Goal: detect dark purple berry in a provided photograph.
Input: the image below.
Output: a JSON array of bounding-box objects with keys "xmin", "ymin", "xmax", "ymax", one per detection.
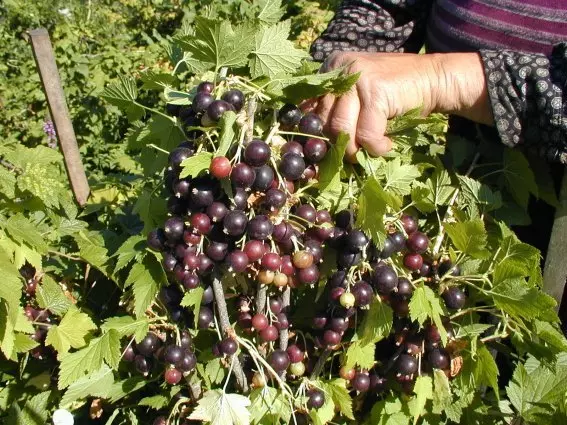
[{"xmin": 221, "ymin": 89, "xmax": 244, "ymax": 111}]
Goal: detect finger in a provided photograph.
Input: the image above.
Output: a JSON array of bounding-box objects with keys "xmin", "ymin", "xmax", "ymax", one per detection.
[
  {"xmin": 326, "ymin": 92, "xmax": 361, "ymax": 159},
  {"xmin": 355, "ymin": 98, "xmax": 392, "ymax": 157},
  {"xmin": 299, "ymin": 98, "xmax": 319, "ymax": 114},
  {"xmin": 314, "ymin": 94, "xmax": 335, "ymax": 131}
]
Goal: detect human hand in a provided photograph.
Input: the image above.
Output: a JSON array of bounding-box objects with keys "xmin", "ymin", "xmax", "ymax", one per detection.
[{"xmin": 314, "ymin": 52, "xmax": 493, "ymax": 161}]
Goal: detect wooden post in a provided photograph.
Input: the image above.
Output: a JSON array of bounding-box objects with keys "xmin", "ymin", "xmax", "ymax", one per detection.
[
  {"xmin": 543, "ymin": 171, "xmax": 567, "ymax": 310},
  {"xmin": 28, "ymin": 28, "xmax": 90, "ymax": 206}
]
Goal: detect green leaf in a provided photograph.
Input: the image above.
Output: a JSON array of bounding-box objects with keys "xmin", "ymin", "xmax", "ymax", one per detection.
[
  {"xmin": 178, "ymin": 18, "xmax": 255, "ymax": 70},
  {"xmin": 249, "ymin": 386, "xmax": 292, "ymax": 425},
  {"xmin": 125, "ymin": 256, "xmax": 167, "ymax": 318},
  {"xmin": 432, "ymin": 370, "xmax": 452, "ymax": 414},
  {"xmin": 179, "ymin": 152, "xmax": 214, "ymax": 179},
  {"xmin": 344, "ymin": 340, "xmax": 375, "ymax": 370},
  {"xmin": 13, "ymin": 333, "xmax": 39, "ymax": 353},
  {"xmin": 106, "ymin": 376, "xmax": 147, "ymax": 403},
  {"xmin": 139, "ymin": 394, "xmax": 170, "ymax": 409},
  {"xmin": 356, "ymin": 177, "xmax": 389, "ymax": 248},
  {"xmin": 0, "ymin": 300, "xmax": 17, "ymax": 360},
  {"xmin": 359, "ymin": 299, "xmax": 392, "ymax": 344},
  {"xmin": 101, "ymin": 75, "xmax": 144, "ymax": 121},
  {"xmin": 0, "ymin": 166, "xmax": 16, "ymax": 198},
  {"xmin": 324, "ymin": 379, "xmax": 354, "ymax": 420},
  {"xmin": 181, "ymin": 287, "xmax": 204, "ymax": 329},
  {"xmin": 0, "ymin": 255, "xmax": 22, "ymax": 307},
  {"xmin": 444, "ymin": 218, "xmax": 489, "ymax": 259},
  {"xmin": 249, "ymin": 20, "xmax": 309, "ymax": 78},
  {"xmin": 457, "ymin": 175, "xmax": 502, "ymax": 212},
  {"xmin": 189, "ymin": 389, "xmax": 251, "ymax": 425},
  {"xmin": 506, "ymin": 356, "xmax": 567, "ymax": 422},
  {"xmin": 4, "ymin": 214, "xmax": 49, "ymax": 254},
  {"xmin": 409, "ymin": 285, "xmax": 448, "ymax": 345},
  {"xmin": 257, "ymin": 0, "xmax": 285, "ymax": 25},
  {"xmin": 383, "ymin": 158, "xmax": 421, "ymax": 196},
  {"xmin": 474, "ymin": 345, "xmax": 499, "ymax": 398},
  {"xmin": 45, "ymin": 307, "xmax": 96, "ymax": 354},
  {"xmin": 75, "ymin": 231, "xmax": 112, "ymax": 278},
  {"xmin": 58, "ymin": 329, "xmax": 121, "ymax": 389},
  {"xmin": 414, "ymin": 169, "xmax": 453, "ymax": 212},
  {"xmin": 8, "ymin": 391, "xmax": 50, "ymax": 425},
  {"xmin": 410, "ymin": 375, "xmax": 433, "ymax": 425},
  {"xmin": 502, "ymin": 149, "xmax": 538, "ymax": 209},
  {"xmin": 216, "ymin": 111, "xmax": 238, "ymax": 157},
  {"xmin": 140, "ymin": 70, "xmax": 176, "ymax": 90},
  {"xmin": 317, "ymin": 132, "xmax": 348, "ymax": 197},
  {"xmin": 534, "ymin": 320, "xmax": 567, "ymax": 352},
  {"xmin": 61, "ymin": 365, "xmax": 114, "ymax": 406},
  {"xmin": 114, "ymin": 235, "xmax": 146, "ymax": 273},
  {"xmin": 36, "ymin": 275, "xmax": 72, "ymax": 316},
  {"xmin": 205, "ymin": 358, "xmax": 226, "ymax": 386},
  {"xmin": 491, "ymin": 277, "xmax": 556, "ymax": 321},
  {"xmin": 101, "ymin": 316, "xmax": 151, "ymax": 343}
]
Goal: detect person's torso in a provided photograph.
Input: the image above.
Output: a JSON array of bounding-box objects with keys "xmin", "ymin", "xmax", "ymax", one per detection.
[{"xmin": 426, "ymin": 0, "xmax": 567, "ymax": 55}]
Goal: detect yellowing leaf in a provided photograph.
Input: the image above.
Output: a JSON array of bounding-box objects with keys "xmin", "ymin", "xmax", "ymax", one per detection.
[
  {"xmin": 46, "ymin": 307, "xmax": 96, "ymax": 354},
  {"xmin": 189, "ymin": 390, "xmax": 251, "ymax": 425}
]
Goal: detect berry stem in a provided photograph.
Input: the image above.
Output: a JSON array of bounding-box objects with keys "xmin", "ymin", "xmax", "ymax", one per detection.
[
  {"xmin": 279, "ymin": 286, "xmax": 291, "ymax": 351},
  {"xmin": 211, "ymin": 271, "xmax": 248, "ymax": 392}
]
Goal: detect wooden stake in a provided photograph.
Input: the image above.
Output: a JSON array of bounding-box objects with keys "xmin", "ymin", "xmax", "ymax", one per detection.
[{"xmin": 28, "ymin": 28, "xmax": 90, "ymax": 206}]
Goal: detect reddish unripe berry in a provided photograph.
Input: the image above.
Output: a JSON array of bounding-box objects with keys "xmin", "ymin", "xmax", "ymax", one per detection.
[
  {"xmin": 165, "ymin": 368, "xmax": 182, "ymax": 385},
  {"xmin": 210, "ymin": 156, "xmax": 232, "ymax": 178},
  {"xmin": 403, "ymin": 253, "xmax": 424, "ymax": 271},
  {"xmin": 251, "ymin": 314, "xmax": 269, "ymax": 331},
  {"xmin": 261, "ymin": 252, "xmax": 282, "ymax": 271},
  {"xmin": 259, "ymin": 325, "xmax": 279, "ymax": 342},
  {"xmin": 292, "ymin": 250, "xmax": 314, "ymax": 269}
]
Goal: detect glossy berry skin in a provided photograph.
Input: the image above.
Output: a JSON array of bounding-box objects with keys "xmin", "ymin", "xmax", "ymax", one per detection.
[
  {"xmin": 253, "ymin": 165, "xmax": 274, "ymax": 192},
  {"xmin": 352, "ymin": 281, "xmax": 374, "ymax": 306},
  {"xmin": 164, "ymin": 217, "xmax": 185, "ymax": 241},
  {"xmin": 278, "ymin": 104, "xmax": 302, "ymax": 128},
  {"xmin": 147, "ymin": 229, "xmax": 167, "ymax": 252},
  {"xmin": 261, "ymin": 253, "xmax": 282, "ymax": 271},
  {"xmin": 293, "ymin": 251, "xmax": 314, "ymax": 269},
  {"xmin": 337, "ymin": 251, "xmax": 362, "ymax": 269},
  {"xmin": 401, "ymin": 214, "xmax": 418, "ymax": 234},
  {"xmin": 164, "ymin": 345, "xmax": 185, "ymax": 364},
  {"xmin": 286, "ymin": 345, "xmax": 305, "ymax": 363},
  {"xmin": 220, "ymin": 338, "xmax": 238, "ymax": 355},
  {"xmin": 442, "ymin": 287, "xmax": 466, "ymax": 310},
  {"xmin": 275, "ymin": 313, "xmax": 289, "ymax": 330},
  {"xmin": 247, "ymin": 215, "xmax": 274, "ymax": 240},
  {"xmin": 303, "ymin": 138, "xmax": 328, "ymax": 163},
  {"xmin": 305, "ymin": 240, "xmax": 323, "ymax": 263},
  {"xmin": 162, "ymin": 253, "xmax": 177, "ymax": 272},
  {"xmin": 223, "ymin": 210, "xmax": 248, "ymax": 236},
  {"xmin": 244, "ymin": 140, "xmax": 271, "ymax": 167},
  {"xmin": 345, "ymin": 230, "xmax": 369, "ymax": 252},
  {"xmin": 135, "ymin": 355, "xmax": 152, "ymax": 374},
  {"xmin": 192, "ymin": 92, "xmax": 214, "ymax": 114},
  {"xmin": 406, "ymin": 231, "xmax": 429, "ymax": 254},
  {"xmin": 397, "ymin": 277, "xmax": 414, "ymax": 299},
  {"xmin": 379, "ymin": 237, "xmax": 396, "ymax": 259},
  {"xmin": 328, "ymin": 316, "xmax": 349, "ymax": 333},
  {"xmin": 268, "ymin": 350, "xmax": 290, "ymax": 372},
  {"xmin": 429, "ymin": 348, "xmax": 451, "ymax": 369},
  {"xmin": 177, "ymin": 351, "xmax": 197, "ymax": 372},
  {"xmin": 397, "ymin": 354, "xmax": 418, "ymax": 375},
  {"xmin": 190, "ymin": 178, "xmax": 217, "ymax": 207},
  {"xmin": 231, "ymin": 163, "xmax": 256, "ymax": 188},
  {"xmin": 372, "ymin": 265, "xmax": 398, "ymax": 294},
  {"xmin": 260, "ymin": 325, "xmax": 279, "ymax": 342},
  {"xmin": 307, "ymin": 389, "xmax": 325, "ymax": 409},
  {"xmin": 180, "ymin": 331, "xmax": 192, "ymax": 348},
  {"xmin": 197, "ymin": 81, "xmax": 214, "ymax": 94},
  {"xmin": 243, "ymin": 240, "xmax": 266, "ymax": 262},
  {"xmin": 298, "ymin": 265, "xmax": 320, "ymax": 285},
  {"xmin": 251, "ymin": 314, "xmax": 269, "ymax": 331},
  {"xmin": 437, "ymin": 260, "xmax": 461, "ymax": 277},
  {"xmin": 198, "ymin": 306, "xmax": 214, "ymax": 329},
  {"xmin": 339, "ymin": 292, "xmax": 356, "ymax": 309},
  {"xmin": 312, "ymin": 315, "xmax": 327, "ymax": 329},
  {"xmin": 279, "ymin": 152, "xmax": 305, "ymax": 181},
  {"xmin": 191, "ymin": 213, "xmax": 211, "ymax": 235},
  {"xmin": 123, "ymin": 345, "xmax": 136, "ymax": 362},
  {"xmin": 323, "ymin": 329, "xmax": 341, "ymax": 346},
  {"xmin": 352, "ymin": 372, "xmax": 371, "ymax": 392},
  {"xmin": 221, "ymin": 89, "xmax": 244, "ymax": 111},
  {"xmin": 210, "ymin": 156, "xmax": 232, "ymax": 179},
  {"xmin": 137, "ymin": 333, "xmax": 160, "ymax": 357},
  {"xmin": 165, "ymin": 368, "xmax": 182, "ymax": 385},
  {"xmin": 298, "ymin": 113, "xmax": 323, "ymax": 135},
  {"xmin": 281, "ymin": 141, "xmax": 303, "ymax": 156},
  {"xmin": 296, "ymin": 204, "xmax": 317, "ymax": 223},
  {"xmin": 403, "ymin": 253, "xmax": 424, "ymax": 271},
  {"xmin": 232, "ymin": 188, "xmax": 248, "ymax": 210},
  {"xmin": 264, "ymin": 188, "xmax": 287, "ymax": 210},
  {"xmin": 227, "ymin": 250, "xmax": 249, "ymax": 273},
  {"xmin": 205, "ymin": 242, "xmax": 228, "ymax": 262},
  {"xmin": 207, "ymin": 202, "xmax": 228, "ymax": 222},
  {"xmin": 168, "ymin": 147, "xmax": 194, "ymax": 170},
  {"xmin": 207, "ymin": 100, "xmax": 233, "ymax": 121}
]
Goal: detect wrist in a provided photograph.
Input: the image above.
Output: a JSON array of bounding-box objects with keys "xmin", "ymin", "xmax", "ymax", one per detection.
[{"xmin": 430, "ymin": 52, "xmax": 494, "ymax": 125}]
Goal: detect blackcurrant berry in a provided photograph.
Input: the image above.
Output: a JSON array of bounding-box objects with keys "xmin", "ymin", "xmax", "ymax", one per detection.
[
  {"xmin": 442, "ymin": 286, "xmax": 466, "ymax": 310},
  {"xmin": 278, "ymin": 104, "xmax": 302, "ymax": 129},
  {"xmin": 147, "ymin": 229, "xmax": 167, "ymax": 252},
  {"xmin": 244, "ymin": 140, "xmax": 271, "ymax": 167},
  {"xmin": 397, "ymin": 354, "xmax": 418, "ymax": 375},
  {"xmin": 221, "ymin": 89, "xmax": 244, "ymax": 111},
  {"xmin": 303, "ymin": 138, "xmax": 327, "ymax": 163},
  {"xmin": 207, "ymin": 100, "xmax": 233, "ymax": 121},
  {"xmin": 223, "ymin": 210, "xmax": 248, "ymax": 236},
  {"xmin": 268, "ymin": 350, "xmax": 290, "ymax": 372},
  {"xmin": 231, "ymin": 163, "xmax": 256, "ymax": 188},
  {"xmin": 406, "ymin": 231, "xmax": 429, "ymax": 254},
  {"xmin": 247, "ymin": 215, "xmax": 274, "ymax": 240},
  {"xmin": 252, "ymin": 165, "xmax": 275, "ymax": 192},
  {"xmin": 372, "ymin": 265, "xmax": 398, "ymax": 294},
  {"xmin": 306, "ymin": 389, "xmax": 325, "ymax": 409},
  {"xmin": 298, "ymin": 113, "xmax": 323, "ymax": 135},
  {"xmin": 192, "ymin": 92, "xmax": 214, "ymax": 114},
  {"xmin": 279, "ymin": 152, "xmax": 305, "ymax": 181}
]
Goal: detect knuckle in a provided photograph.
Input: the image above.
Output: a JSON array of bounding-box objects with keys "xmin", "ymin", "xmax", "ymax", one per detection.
[{"xmin": 328, "ymin": 115, "xmax": 354, "ymax": 135}]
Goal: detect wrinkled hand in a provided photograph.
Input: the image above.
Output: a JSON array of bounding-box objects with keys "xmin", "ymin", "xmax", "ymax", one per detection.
[{"xmin": 314, "ymin": 51, "xmax": 493, "ymax": 161}]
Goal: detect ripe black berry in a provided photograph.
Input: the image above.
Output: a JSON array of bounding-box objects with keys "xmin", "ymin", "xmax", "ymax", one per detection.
[
  {"xmin": 252, "ymin": 165, "xmax": 275, "ymax": 191},
  {"xmin": 397, "ymin": 354, "xmax": 418, "ymax": 375},
  {"xmin": 298, "ymin": 113, "xmax": 323, "ymax": 135},
  {"xmin": 268, "ymin": 350, "xmax": 290, "ymax": 372},
  {"xmin": 352, "ymin": 281, "xmax": 374, "ymax": 306},
  {"xmin": 137, "ymin": 333, "xmax": 160, "ymax": 356},
  {"xmin": 428, "ymin": 348, "xmax": 451, "ymax": 369},
  {"xmin": 307, "ymin": 389, "xmax": 325, "ymax": 409},
  {"xmin": 192, "ymin": 92, "xmax": 214, "ymax": 114},
  {"xmin": 223, "ymin": 210, "xmax": 248, "ymax": 236},
  {"xmin": 344, "ymin": 229, "xmax": 369, "ymax": 252},
  {"xmin": 147, "ymin": 229, "xmax": 167, "ymax": 252},
  {"xmin": 352, "ymin": 372, "xmax": 371, "ymax": 392},
  {"xmin": 231, "ymin": 163, "xmax": 256, "ymax": 188},
  {"xmin": 303, "ymin": 138, "xmax": 327, "ymax": 163},
  {"xmin": 219, "ymin": 338, "xmax": 238, "ymax": 355},
  {"xmin": 164, "ymin": 345, "xmax": 185, "ymax": 364},
  {"xmin": 372, "ymin": 265, "xmax": 398, "ymax": 294},
  {"xmin": 244, "ymin": 140, "xmax": 271, "ymax": 167},
  {"xmin": 279, "ymin": 152, "xmax": 305, "ymax": 181},
  {"xmin": 164, "ymin": 217, "xmax": 185, "ymax": 241},
  {"xmin": 221, "ymin": 89, "xmax": 244, "ymax": 111},
  {"xmin": 406, "ymin": 231, "xmax": 429, "ymax": 254},
  {"xmin": 207, "ymin": 100, "xmax": 233, "ymax": 121},
  {"xmin": 442, "ymin": 286, "xmax": 466, "ymax": 310},
  {"xmin": 278, "ymin": 104, "xmax": 302, "ymax": 129}
]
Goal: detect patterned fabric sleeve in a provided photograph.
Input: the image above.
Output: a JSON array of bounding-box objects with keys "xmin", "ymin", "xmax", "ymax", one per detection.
[
  {"xmin": 480, "ymin": 43, "xmax": 567, "ymax": 164},
  {"xmin": 310, "ymin": 0, "xmax": 434, "ymax": 62}
]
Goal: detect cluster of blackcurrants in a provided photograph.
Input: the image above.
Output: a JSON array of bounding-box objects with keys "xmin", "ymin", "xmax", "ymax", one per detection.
[{"xmin": 122, "ymin": 331, "xmax": 196, "ymax": 385}]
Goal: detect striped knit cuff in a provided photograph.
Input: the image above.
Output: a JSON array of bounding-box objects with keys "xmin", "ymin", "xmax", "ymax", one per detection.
[{"xmin": 479, "ymin": 44, "xmax": 567, "ymax": 164}]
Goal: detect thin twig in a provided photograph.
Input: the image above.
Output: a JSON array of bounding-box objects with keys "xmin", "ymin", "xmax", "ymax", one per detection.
[
  {"xmin": 279, "ymin": 287, "xmax": 291, "ymax": 351},
  {"xmin": 211, "ymin": 272, "xmax": 248, "ymax": 392}
]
